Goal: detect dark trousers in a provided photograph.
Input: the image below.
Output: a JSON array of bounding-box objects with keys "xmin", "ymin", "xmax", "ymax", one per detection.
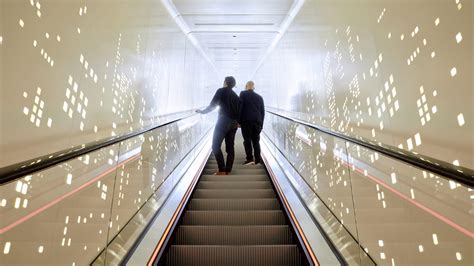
[
  {"xmin": 241, "ymin": 122, "xmax": 262, "ymax": 163},
  {"xmin": 212, "ymin": 117, "xmax": 238, "ymax": 173}
]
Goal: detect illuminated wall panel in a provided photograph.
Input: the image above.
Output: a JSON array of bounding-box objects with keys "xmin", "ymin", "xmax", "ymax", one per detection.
[
  {"xmin": 255, "ymin": 0, "xmax": 473, "ymax": 168},
  {"xmin": 0, "ymin": 0, "xmax": 217, "ymax": 167}
]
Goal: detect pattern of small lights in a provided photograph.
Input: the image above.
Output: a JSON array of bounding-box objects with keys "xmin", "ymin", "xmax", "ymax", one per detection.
[
  {"xmin": 264, "ymin": 112, "xmax": 472, "ymax": 266},
  {"xmin": 0, "ymin": 0, "xmax": 217, "ymax": 168},
  {"xmin": 22, "ymin": 87, "xmax": 53, "ymax": 128},
  {"xmin": 255, "ymin": 0, "xmax": 472, "ymax": 265},
  {"xmin": 0, "ymin": 0, "xmax": 217, "ymax": 264},
  {"xmin": 256, "ymin": 0, "xmax": 472, "ymax": 169},
  {"xmin": 0, "ymin": 115, "xmax": 211, "ymax": 265}
]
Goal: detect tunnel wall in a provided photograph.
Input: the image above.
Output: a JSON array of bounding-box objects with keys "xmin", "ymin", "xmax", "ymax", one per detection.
[
  {"xmin": 254, "ymin": 0, "xmax": 473, "ymax": 169},
  {"xmin": 0, "ymin": 0, "xmax": 218, "ymax": 167}
]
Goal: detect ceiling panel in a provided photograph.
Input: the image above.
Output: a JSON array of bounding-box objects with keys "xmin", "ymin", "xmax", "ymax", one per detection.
[
  {"xmin": 183, "ymin": 14, "xmax": 286, "ymax": 32},
  {"xmin": 194, "ymin": 32, "xmax": 276, "ymax": 42},
  {"xmin": 173, "ymin": 0, "xmax": 293, "ymax": 15},
  {"xmin": 171, "ymin": 0, "xmax": 294, "ymax": 79}
]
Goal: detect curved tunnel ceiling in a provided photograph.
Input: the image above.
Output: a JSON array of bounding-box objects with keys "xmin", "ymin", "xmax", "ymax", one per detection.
[{"xmin": 166, "ymin": 0, "xmax": 302, "ymax": 86}]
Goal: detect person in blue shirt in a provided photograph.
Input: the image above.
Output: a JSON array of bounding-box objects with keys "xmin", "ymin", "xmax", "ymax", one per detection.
[
  {"xmin": 239, "ymin": 81, "xmax": 265, "ymax": 165},
  {"xmin": 197, "ymin": 76, "xmax": 240, "ymax": 175}
]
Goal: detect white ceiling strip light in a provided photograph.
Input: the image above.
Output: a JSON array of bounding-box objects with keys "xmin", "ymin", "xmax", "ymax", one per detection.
[
  {"xmin": 250, "ymin": 0, "xmax": 306, "ymax": 78},
  {"xmin": 160, "ymin": 0, "xmax": 218, "ymax": 73}
]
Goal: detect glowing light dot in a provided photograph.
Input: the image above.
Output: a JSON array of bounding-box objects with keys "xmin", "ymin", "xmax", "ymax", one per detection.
[
  {"xmin": 0, "ymin": 36, "xmax": 3, "ymax": 45},
  {"xmin": 45, "ymin": 32, "xmax": 50, "ymax": 39},
  {"xmin": 457, "ymin": 113, "xmax": 465, "ymax": 126},
  {"xmin": 400, "ymin": 34, "xmax": 404, "ymax": 40},
  {"xmin": 38, "ymin": 246, "xmax": 44, "ymax": 253},
  {"xmin": 407, "ymin": 138, "xmax": 413, "ymax": 150},
  {"xmin": 450, "ymin": 67, "xmax": 457, "ymax": 77},
  {"xmin": 391, "ymin": 173, "xmax": 397, "ymax": 184},
  {"xmin": 455, "ymin": 32, "xmax": 462, "ymax": 43},
  {"xmin": 418, "ymin": 245, "xmax": 424, "ymax": 252},
  {"xmin": 57, "ymin": 35, "xmax": 61, "ymax": 42},
  {"xmin": 456, "ymin": 252, "xmax": 462, "ymax": 261},
  {"xmin": 453, "ymin": 160, "xmax": 460, "ymax": 166},
  {"xmin": 19, "ymin": 19, "xmax": 25, "ymax": 28},
  {"xmin": 3, "ymin": 242, "xmax": 11, "ymax": 254},
  {"xmin": 66, "ymin": 173, "xmax": 73, "ymax": 185},
  {"xmin": 435, "ymin": 17, "xmax": 440, "ymax": 26},
  {"xmin": 14, "ymin": 197, "xmax": 21, "ymax": 208},
  {"xmin": 431, "ymin": 51, "xmax": 436, "ymax": 58},
  {"xmin": 414, "ymin": 133, "xmax": 421, "ymax": 146}
]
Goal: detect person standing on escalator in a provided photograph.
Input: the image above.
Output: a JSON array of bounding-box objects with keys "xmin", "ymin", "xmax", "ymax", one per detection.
[
  {"xmin": 239, "ymin": 81, "xmax": 265, "ymax": 165},
  {"xmin": 196, "ymin": 76, "xmax": 240, "ymax": 175}
]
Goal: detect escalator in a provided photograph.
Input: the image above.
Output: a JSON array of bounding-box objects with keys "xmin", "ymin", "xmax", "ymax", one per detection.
[{"xmin": 156, "ymin": 144, "xmax": 309, "ymax": 266}]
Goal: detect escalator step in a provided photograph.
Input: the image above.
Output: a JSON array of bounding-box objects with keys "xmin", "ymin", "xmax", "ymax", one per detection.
[
  {"xmin": 197, "ymin": 181, "xmax": 272, "ymax": 189},
  {"xmin": 188, "ymin": 198, "xmax": 281, "ymax": 211},
  {"xmin": 205, "ymin": 163, "xmax": 264, "ymax": 170},
  {"xmin": 174, "ymin": 225, "xmax": 294, "ymax": 245},
  {"xmin": 203, "ymin": 168, "xmax": 267, "ymax": 175},
  {"xmin": 165, "ymin": 245, "xmax": 303, "ymax": 266},
  {"xmin": 182, "ymin": 210, "xmax": 287, "ymax": 225},
  {"xmin": 200, "ymin": 174, "xmax": 268, "ymax": 182},
  {"xmin": 192, "ymin": 189, "xmax": 276, "ymax": 199}
]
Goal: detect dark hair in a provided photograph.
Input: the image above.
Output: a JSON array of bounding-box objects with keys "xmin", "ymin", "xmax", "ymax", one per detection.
[{"xmin": 224, "ymin": 76, "xmax": 236, "ymax": 89}]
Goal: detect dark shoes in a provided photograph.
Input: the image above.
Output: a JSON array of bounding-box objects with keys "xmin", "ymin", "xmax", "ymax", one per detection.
[{"xmin": 243, "ymin": 160, "xmax": 255, "ymax": 165}]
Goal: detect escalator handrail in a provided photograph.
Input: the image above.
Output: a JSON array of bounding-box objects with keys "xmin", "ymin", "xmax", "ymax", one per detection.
[
  {"xmin": 0, "ymin": 108, "xmax": 204, "ymax": 185},
  {"xmin": 267, "ymin": 109, "xmax": 474, "ymax": 187}
]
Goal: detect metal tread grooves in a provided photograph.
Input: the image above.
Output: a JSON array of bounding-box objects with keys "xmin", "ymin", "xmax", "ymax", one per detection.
[
  {"xmin": 174, "ymin": 225, "xmax": 295, "ymax": 245},
  {"xmin": 160, "ymin": 154, "xmax": 305, "ymax": 266},
  {"xmin": 165, "ymin": 245, "xmax": 303, "ymax": 266}
]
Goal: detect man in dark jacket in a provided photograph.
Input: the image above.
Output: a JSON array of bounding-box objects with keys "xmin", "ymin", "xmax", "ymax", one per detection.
[
  {"xmin": 197, "ymin": 76, "xmax": 240, "ymax": 175},
  {"xmin": 239, "ymin": 81, "xmax": 265, "ymax": 165}
]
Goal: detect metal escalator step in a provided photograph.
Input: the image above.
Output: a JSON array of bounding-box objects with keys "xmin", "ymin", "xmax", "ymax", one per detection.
[
  {"xmin": 165, "ymin": 245, "xmax": 303, "ymax": 266},
  {"xmin": 203, "ymin": 168, "xmax": 267, "ymax": 175},
  {"xmin": 188, "ymin": 199, "xmax": 281, "ymax": 210},
  {"xmin": 174, "ymin": 225, "xmax": 294, "ymax": 245},
  {"xmin": 192, "ymin": 189, "xmax": 276, "ymax": 199},
  {"xmin": 182, "ymin": 210, "xmax": 287, "ymax": 225},
  {"xmin": 200, "ymin": 174, "xmax": 268, "ymax": 182},
  {"xmin": 197, "ymin": 181, "xmax": 272, "ymax": 189},
  {"xmin": 205, "ymin": 163, "xmax": 264, "ymax": 170}
]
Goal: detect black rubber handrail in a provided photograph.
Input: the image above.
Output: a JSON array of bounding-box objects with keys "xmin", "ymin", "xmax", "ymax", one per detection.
[
  {"xmin": 0, "ymin": 109, "xmax": 203, "ymax": 185},
  {"xmin": 267, "ymin": 109, "xmax": 474, "ymax": 188}
]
